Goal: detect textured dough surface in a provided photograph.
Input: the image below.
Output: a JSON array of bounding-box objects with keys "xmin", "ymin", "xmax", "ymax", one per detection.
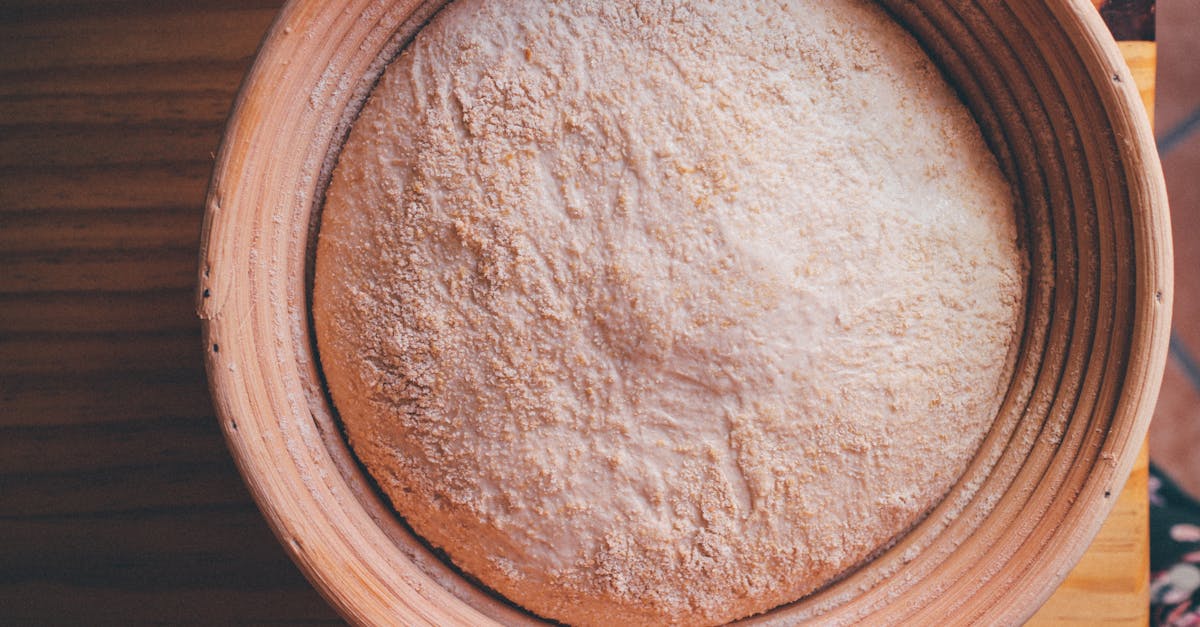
[{"xmin": 313, "ymin": 0, "xmax": 1024, "ymax": 624}]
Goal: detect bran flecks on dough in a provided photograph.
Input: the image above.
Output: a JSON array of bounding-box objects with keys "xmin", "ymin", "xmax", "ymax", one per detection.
[{"xmin": 313, "ymin": 0, "xmax": 1025, "ymax": 625}]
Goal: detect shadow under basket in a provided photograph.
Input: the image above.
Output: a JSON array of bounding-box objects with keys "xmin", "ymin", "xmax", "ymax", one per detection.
[{"xmin": 197, "ymin": 0, "xmax": 1172, "ymax": 624}]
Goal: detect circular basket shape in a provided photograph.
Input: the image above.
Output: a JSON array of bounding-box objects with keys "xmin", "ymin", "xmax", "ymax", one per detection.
[{"xmin": 197, "ymin": 0, "xmax": 1172, "ymax": 625}]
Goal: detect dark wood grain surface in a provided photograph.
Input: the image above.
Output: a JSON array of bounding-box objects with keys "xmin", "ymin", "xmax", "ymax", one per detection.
[
  {"xmin": 0, "ymin": 1, "xmax": 1153, "ymax": 625},
  {"xmin": 0, "ymin": 2, "xmax": 340, "ymax": 623}
]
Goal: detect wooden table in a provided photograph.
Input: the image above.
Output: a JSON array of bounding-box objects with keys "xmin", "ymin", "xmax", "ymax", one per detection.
[{"xmin": 0, "ymin": 2, "xmax": 1155, "ymax": 624}]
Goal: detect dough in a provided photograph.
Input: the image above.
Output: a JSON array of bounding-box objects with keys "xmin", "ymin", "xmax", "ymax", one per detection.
[{"xmin": 313, "ymin": 0, "xmax": 1024, "ymax": 624}]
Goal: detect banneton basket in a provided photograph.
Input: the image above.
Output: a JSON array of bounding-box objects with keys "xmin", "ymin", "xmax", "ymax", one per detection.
[{"xmin": 197, "ymin": 0, "xmax": 1172, "ymax": 624}]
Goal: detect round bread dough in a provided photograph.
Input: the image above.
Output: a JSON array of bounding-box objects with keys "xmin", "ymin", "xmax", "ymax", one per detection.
[{"xmin": 313, "ymin": 0, "xmax": 1025, "ymax": 624}]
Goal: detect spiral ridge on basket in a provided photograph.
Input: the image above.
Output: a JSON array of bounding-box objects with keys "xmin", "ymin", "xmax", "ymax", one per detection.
[{"xmin": 197, "ymin": 1, "xmax": 1171, "ymax": 624}]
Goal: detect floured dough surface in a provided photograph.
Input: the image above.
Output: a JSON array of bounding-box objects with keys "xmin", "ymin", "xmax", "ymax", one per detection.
[{"xmin": 312, "ymin": 0, "xmax": 1024, "ymax": 624}]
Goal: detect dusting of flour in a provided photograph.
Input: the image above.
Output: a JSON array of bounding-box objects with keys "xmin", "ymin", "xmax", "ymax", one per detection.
[{"xmin": 312, "ymin": 0, "xmax": 1024, "ymax": 624}]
